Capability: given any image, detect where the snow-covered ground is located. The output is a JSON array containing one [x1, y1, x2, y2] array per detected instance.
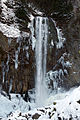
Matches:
[[0, 94, 29, 118], [0, 86, 80, 120]]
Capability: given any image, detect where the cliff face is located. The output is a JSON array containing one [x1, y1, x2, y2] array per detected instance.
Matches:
[[55, 0, 80, 88], [30, 0, 80, 89], [0, 0, 35, 94], [0, 0, 80, 94], [36, 0, 80, 88]]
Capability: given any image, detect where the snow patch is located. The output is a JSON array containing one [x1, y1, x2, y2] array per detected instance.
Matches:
[[0, 93, 31, 118], [0, 22, 20, 38], [0, 0, 21, 38]]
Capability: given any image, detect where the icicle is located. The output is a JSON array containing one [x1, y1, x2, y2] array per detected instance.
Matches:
[[15, 51, 18, 69]]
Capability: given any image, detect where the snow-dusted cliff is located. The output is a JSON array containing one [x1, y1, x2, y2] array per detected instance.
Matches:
[[0, 0, 80, 119]]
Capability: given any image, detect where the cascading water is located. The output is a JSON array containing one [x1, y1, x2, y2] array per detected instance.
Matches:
[[35, 17, 48, 106], [31, 17, 48, 107]]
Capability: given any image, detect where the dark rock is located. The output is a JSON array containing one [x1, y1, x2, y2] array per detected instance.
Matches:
[[24, 114, 28, 118], [53, 102, 57, 105], [38, 109, 45, 113], [0, 7, 2, 14], [28, 105, 31, 111], [32, 113, 41, 119], [19, 112, 22, 116], [28, 113, 31, 116], [0, 32, 8, 52], [69, 114, 73, 120], [58, 117, 62, 120], [77, 100, 80, 104], [48, 112, 51, 116], [53, 108, 56, 111]]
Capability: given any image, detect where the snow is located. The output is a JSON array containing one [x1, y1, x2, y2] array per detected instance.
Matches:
[[46, 52, 72, 91], [0, 0, 29, 38], [1, 0, 15, 21], [56, 27, 66, 49], [58, 55, 72, 68], [0, 94, 14, 118], [29, 18, 36, 50], [1, 86, 80, 120], [0, 22, 20, 38], [0, 0, 20, 38], [15, 51, 18, 69], [53, 87, 80, 119], [0, 93, 31, 118]]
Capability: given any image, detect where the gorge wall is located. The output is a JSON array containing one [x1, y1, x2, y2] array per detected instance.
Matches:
[[0, 0, 80, 95]]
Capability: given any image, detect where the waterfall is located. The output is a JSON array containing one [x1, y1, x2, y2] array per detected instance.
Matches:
[[30, 16, 48, 106], [35, 17, 48, 106]]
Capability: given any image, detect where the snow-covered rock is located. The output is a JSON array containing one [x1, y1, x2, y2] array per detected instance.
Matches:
[[0, 93, 31, 118], [1, 86, 80, 120], [0, 0, 21, 38]]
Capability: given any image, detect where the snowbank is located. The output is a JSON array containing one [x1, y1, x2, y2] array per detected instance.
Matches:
[[0, 94, 31, 118], [1, 86, 80, 120]]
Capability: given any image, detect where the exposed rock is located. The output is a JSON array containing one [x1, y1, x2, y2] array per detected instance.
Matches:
[[0, 32, 8, 52], [32, 113, 41, 119], [0, 7, 2, 14], [77, 100, 80, 104], [55, 0, 80, 88], [1, 36, 35, 94], [58, 117, 62, 120], [53, 102, 57, 105]]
